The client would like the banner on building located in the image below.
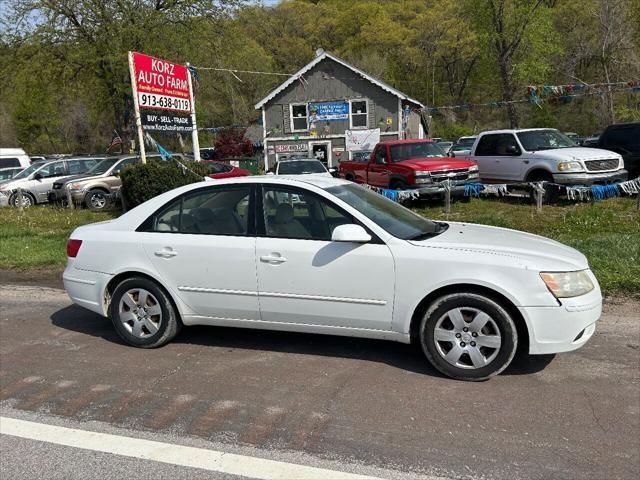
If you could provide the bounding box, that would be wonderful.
[274,143,308,153]
[345,128,380,151]
[141,112,193,132]
[309,102,349,122]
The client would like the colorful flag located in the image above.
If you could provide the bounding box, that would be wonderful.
[106,130,123,152]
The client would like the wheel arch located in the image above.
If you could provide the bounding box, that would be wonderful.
[408,283,529,353]
[9,189,36,203]
[525,166,554,181]
[104,270,184,326]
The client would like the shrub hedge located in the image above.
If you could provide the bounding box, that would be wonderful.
[120,159,208,208]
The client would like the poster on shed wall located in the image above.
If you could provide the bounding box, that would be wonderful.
[345,128,380,151]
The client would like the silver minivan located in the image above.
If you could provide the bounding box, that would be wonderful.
[0,157,103,207]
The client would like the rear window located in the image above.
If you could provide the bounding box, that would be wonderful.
[0,158,21,168]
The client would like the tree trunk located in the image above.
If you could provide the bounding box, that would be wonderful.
[498,57,519,128]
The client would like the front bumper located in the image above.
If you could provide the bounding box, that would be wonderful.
[520,287,602,355]
[0,193,8,207]
[48,189,85,203]
[552,169,628,185]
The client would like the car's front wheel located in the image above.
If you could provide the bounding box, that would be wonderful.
[419,293,517,381]
[109,277,181,348]
[85,189,110,211]
[9,191,35,208]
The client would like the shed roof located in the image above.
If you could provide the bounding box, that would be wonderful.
[254,50,425,110]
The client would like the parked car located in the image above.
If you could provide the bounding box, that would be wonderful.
[200,148,215,161]
[274,158,333,177]
[581,133,600,147]
[49,154,186,210]
[563,132,581,144]
[0,148,31,170]
[469,128,627,184]
[204,161,251,179]
[0,166,25,182]
[596,122,640,179]
[64,176,602,381]
[0,157,100,207]
[338,139,478,197]
[449,136,477,157]
[436,141,454,154]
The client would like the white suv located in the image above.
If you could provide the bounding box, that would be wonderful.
[469,128,627,184]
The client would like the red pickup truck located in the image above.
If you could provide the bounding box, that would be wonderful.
[339,139,478,193]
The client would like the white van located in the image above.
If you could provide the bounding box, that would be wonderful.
[0,148,31,170]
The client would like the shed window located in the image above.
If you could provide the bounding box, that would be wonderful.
[290,104,308,132]
[350,100,368,129]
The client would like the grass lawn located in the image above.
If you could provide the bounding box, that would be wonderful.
[415,197,640,297]
[0,207,117,270]
[0,197,638,296]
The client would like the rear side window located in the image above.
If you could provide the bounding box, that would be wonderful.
[67,159,98,174]
[142,186,253,236]
[475,134,519,155]
[0,158,21,168]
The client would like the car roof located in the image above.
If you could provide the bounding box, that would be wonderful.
[479,128,559,135]
[384,139,435,146]
[278,158,322,163]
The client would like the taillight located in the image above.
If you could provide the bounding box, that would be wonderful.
[67,239,82,258]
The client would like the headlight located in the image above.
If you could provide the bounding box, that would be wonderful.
[557,161,583,172]
[415,171,432,184]
[69,183,82,190]
[469,165,479,172]
[540,270,594,298]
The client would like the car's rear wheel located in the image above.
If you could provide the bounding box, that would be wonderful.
[9,191,35,208]
[109,277,181,348]
[419,293,517,381]
[85,189,110,211]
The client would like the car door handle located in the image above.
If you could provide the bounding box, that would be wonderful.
[523,160,530,164]
[260,254,287,264]
[154,248,178,258]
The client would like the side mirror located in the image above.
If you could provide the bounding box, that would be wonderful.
[33,172,43,181]
[331,224,371,243]
[506,145,520,155]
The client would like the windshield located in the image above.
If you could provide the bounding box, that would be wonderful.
[12,162,45,180]
[278,160,327,175]
[390,142,446,162]
[87,158,120,175]
[326,183,443,240]
[517,130,576,151]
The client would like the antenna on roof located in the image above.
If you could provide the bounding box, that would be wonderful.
[315,48,325,57]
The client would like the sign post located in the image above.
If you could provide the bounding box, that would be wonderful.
[186,63,200,161]
[128,51,147,164]
[129,52,199,162]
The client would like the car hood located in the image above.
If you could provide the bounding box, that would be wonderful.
[409,222,588,271]
[528,147,622,162]
[398,157,475,170]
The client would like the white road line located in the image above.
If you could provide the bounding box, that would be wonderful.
[0,416,381,480]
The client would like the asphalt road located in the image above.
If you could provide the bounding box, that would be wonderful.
[0,284,638,479]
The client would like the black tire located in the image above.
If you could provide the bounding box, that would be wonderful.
[390,180,408,190]
[85,189,110,211]
[109,276,181,348]
[419,293,518,381]
[345,172,355,182]
[9,191,35,208]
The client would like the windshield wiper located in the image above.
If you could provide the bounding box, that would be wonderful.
[408,222,449,240]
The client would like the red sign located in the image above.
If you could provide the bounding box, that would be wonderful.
[132,52,190,112]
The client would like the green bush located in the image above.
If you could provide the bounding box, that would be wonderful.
[120,159,208,208]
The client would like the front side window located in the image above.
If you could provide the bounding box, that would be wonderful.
[516,130,575,151]
[148,186,252,236]
[37,161,66,178]
[263,186,353,240]
[112,157,139,175]
[350,100,368,128]
[291,104,308,132]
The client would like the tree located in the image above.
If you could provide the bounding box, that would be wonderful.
[476,0,556,128]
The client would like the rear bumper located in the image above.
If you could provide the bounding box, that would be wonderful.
[552,170,628,185]
[520,288,602,355]
[63,263,112,317]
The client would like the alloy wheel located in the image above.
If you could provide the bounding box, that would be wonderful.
[118,288,162,338]
[433,307,502,369]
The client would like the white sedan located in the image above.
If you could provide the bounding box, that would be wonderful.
[64,176,601,381]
